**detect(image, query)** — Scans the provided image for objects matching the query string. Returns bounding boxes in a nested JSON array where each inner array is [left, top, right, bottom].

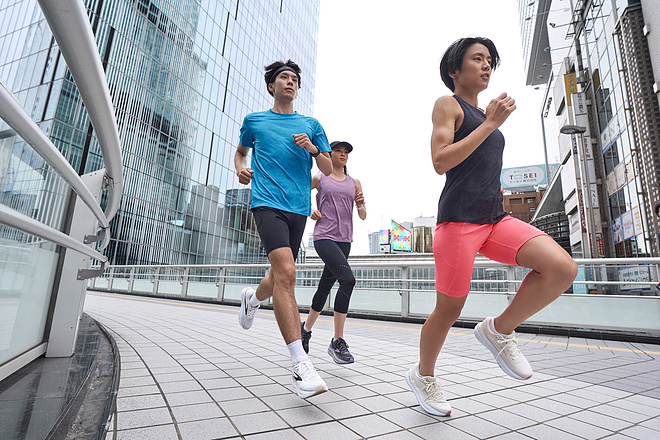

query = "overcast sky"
[[307, 0, 548, 254]]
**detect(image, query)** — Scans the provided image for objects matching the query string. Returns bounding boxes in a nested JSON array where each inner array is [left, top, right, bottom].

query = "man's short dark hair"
[[439, 37, 501, 92], [264, 60, 301, 96]]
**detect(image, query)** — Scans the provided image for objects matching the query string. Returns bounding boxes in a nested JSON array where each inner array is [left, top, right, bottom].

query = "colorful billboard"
[[390, 220, 412, 252], [378, 229, 390, 245]]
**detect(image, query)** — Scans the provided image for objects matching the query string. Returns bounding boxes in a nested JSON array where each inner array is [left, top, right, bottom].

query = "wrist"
[[357, 205, 365, 210], [311, 146, 320, 158]]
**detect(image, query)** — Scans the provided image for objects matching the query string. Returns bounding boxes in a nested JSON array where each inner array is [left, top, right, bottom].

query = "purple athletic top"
[[313, 174, 356, 242]]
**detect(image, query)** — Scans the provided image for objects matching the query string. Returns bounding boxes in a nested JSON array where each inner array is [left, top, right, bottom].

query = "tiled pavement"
[[84, 291, 660, 440]]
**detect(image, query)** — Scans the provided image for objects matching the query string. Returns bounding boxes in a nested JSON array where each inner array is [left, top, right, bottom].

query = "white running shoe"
[[292, 359, 328, 398], [405, 365, 451, 416], [238, 287, 259, 329], [474, 317, 533, 380]]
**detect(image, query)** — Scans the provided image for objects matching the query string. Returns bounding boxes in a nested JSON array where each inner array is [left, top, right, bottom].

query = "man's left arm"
[[292, 133, 332, 175]]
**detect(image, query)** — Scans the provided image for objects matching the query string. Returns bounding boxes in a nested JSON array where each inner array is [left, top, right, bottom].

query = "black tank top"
[[436, 95, 507, 224]]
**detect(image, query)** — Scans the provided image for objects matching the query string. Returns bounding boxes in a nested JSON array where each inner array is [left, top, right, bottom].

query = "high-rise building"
[[0, 0, 321, 265], [520, 0, 660, 260]]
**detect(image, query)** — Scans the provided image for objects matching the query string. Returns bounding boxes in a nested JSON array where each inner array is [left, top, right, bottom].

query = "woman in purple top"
[[301, 141, 367, 364]]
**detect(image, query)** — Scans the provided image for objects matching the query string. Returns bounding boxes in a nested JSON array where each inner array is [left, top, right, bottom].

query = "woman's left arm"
[[355, 179, 367, 220]]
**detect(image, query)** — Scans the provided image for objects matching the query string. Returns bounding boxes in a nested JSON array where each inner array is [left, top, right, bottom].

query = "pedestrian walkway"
[[85, 291, 660, 440]]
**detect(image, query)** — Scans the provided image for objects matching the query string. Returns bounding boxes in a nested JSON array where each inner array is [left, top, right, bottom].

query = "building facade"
[[503, 191, 545, 223], [521, 0, 660, 260], [0, 0, 321, 266]]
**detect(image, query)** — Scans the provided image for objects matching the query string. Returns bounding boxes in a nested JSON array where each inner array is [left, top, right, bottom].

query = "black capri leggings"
[[311, 240, 355, 314]]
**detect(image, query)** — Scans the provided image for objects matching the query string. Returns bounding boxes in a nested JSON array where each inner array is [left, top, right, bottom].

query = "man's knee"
[[273, 264, 296, 287]]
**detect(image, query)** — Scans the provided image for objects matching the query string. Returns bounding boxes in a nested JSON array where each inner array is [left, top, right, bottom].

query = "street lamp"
[[561, 123, 602, 292], [560, 124, 587, 135]]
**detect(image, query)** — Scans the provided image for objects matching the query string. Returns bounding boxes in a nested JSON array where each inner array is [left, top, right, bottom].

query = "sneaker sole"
[[292, 379, 328, 399], [404, 370, 451, 416], [238, 288, 252, 330], [327, 347, 354, 364], [474, 323, 531, 380]]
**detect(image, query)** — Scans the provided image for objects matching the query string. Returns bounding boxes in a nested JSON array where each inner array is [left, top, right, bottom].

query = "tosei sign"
[[500, 165, 546, 188]]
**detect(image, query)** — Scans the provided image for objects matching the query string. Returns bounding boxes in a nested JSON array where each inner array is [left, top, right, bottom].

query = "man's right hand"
[[237, 168, 254, 184], [310, 209, 322, 221]]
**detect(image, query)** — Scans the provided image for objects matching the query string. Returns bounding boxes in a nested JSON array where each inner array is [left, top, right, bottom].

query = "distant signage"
[[501, 165, 546, 188], [378, 229, 390, 245], [619, 266, 651, 291], [601, 115, 623, 152], [564, 73, 577, 106], [390, 220, 412, 252]]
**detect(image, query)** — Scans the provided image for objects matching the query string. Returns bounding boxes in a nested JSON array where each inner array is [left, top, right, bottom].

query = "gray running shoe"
[[301, 321, 312, 354], [327, 338, 354, 364]]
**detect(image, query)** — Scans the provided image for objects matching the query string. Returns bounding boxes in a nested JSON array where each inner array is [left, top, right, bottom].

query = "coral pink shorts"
[[433, 215, 547, 297]]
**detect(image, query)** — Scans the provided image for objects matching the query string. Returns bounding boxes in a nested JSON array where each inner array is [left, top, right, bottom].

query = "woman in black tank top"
[[405, 37, 578, 417]]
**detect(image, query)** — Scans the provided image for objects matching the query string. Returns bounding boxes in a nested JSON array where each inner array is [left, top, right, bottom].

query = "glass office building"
[[1, 0, 321, 266]]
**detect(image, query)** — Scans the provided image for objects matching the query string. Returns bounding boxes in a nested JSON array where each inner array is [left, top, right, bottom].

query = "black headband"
[[268, 65, 300, 84]]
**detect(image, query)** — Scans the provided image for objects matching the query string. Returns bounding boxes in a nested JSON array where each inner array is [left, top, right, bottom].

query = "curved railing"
[[0, 0, 122, 266], [88, 257, 660, 336]]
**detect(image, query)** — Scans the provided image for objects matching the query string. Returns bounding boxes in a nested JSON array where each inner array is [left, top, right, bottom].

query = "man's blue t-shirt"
[[239, 110, 331, 216]]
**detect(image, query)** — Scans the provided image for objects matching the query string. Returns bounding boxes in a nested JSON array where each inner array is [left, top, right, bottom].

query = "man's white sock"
[[287, 340, 308, 364], [249, 292, 261, 308]]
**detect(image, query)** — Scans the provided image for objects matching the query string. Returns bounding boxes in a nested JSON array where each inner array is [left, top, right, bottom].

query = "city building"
[[503, 190, 544, 223], [519, 0, 660, 259], [0, 0, 322, 266]]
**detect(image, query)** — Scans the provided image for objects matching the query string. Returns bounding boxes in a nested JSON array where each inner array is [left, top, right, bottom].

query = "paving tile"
[[116, 394, 167, 412], [316, 399, 371, 419], [445, 415, 510, 438], [244, 429, 305, 439], [545, 416, 613, 439], [276, 405, 333, 427], [295, 421, 361, 440], [177, 417, 238, 440], [410, 422, 479, 439], [115, 424, 179, 440], [116, 407, 173, 430], [339, 414, 401, 438], [378, 407, 438, 429], [230, 411, 289, 435], [170, 402, 225, 423], [219, 397, 271, 416]]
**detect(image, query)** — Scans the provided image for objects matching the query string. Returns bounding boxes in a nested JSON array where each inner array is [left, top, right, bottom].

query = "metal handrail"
[[38, 0, 123, 224], [0, 78, 110, 247], [0, 204, 106, 262]]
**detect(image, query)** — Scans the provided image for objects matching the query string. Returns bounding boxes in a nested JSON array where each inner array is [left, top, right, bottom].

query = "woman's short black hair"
[[440, 37, 500, 92], [264, 60, 301, 96]]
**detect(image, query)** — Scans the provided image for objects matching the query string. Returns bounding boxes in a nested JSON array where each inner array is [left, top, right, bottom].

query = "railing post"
[[128, 266, 135, 293], [108, 265, 115, 290], [507, 265, 517, 303], [217, 267, 226, 301], [181, 267, 189, 298], [401, 265, 410, 318], [153, 267, 160, 296]]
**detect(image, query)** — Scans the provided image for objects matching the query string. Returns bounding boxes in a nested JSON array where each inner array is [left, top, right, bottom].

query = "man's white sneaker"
[[292, 359, 328, 398], [405, 365, 451, 416], [238, 287, 259, 329], [474, 317, 533, 380]]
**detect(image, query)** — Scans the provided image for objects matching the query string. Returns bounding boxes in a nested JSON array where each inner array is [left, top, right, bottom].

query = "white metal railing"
[[0, 0, 123, 273], [88, 258, 660, 334]]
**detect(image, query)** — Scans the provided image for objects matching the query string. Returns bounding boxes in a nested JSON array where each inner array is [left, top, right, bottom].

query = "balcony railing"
[[88, 257, 660, 335]]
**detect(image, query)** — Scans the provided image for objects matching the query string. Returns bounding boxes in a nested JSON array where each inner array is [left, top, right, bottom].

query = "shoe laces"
[[294, 360, 318, 380], [333, 338, 349, 353], [496, 334, 522, 360], [423, 378, 445, 402]]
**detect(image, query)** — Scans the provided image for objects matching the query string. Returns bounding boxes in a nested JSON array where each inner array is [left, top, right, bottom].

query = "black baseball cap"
[[330, 141, 353, 153]]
